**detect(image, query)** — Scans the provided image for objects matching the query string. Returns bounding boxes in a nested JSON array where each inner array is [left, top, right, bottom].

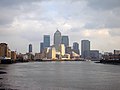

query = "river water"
[[0, 61, 120, 90]]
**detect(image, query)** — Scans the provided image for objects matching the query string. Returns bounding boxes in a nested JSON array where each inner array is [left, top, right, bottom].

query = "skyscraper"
[[54, 30, 61, 52], [44, 35, 50, 48], [81, 40, 90, 59], [40, 42, 44, 53], [29, 44, 32, 53], [73, 42, 80, 55], [61, 36, 69, 47]]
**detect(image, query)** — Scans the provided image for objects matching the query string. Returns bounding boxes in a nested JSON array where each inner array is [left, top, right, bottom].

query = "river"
[[0, 61, 120, 90]]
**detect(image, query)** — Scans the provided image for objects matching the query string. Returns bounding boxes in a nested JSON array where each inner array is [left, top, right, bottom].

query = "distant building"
[[61, 36, 69, 47], [42, 47, 50, 59], [11, 51, 16, 60], [104, 52, 113, 56], [59, 44, 65, 56], [26, 53, 34, 60], [0, 43, 8, 58], [114, 50, 120, 55], [63, 54, 71, 60], [40, 42, 44, 53], [29, 44, 32, 53], [44, 35, 50, 48], [71, 51, 80, 59], [99, 53, 102, 60], [103, 50, 120, 60], [61, 36, 69, 53], [23, 54, 28, 61], [54, 30, 61, 52], [0, 43, 11, 59], [114, 50, 120, 60], [81, 40, 90, 59], [66, 46, 72, 54], [90, 50, 99, 60], [34, 53, 43, 60], [47, 47, 56, 60], [73, 42, 80, 55], [8, 49, 11, 59]]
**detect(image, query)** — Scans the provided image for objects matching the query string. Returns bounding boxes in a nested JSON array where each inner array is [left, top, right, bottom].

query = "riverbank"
[[0, 59, 29, 64], [0, 59, 86, 64], [100, 60, 120, 65]]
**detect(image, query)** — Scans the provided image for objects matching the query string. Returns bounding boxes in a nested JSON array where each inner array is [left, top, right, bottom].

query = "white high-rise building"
[[54, 30, 61, 52], [59, 44, 65, 56], [47, 47, 56, 60]]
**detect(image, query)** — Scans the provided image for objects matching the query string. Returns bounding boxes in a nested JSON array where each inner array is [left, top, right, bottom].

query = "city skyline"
[[0, 0, 120, 53]]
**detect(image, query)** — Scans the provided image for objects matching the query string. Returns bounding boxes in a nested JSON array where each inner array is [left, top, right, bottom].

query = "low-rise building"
[[103, 50, 120, 60], [61, 54, 71, 60], [34, 53, 43, 60], [0, 43, 11, 59], [90, 50, 99, 61], [11, 51, 16, 60], [71, 51, 80, 59]]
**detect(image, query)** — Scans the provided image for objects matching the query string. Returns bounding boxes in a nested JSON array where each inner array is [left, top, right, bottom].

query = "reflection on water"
[[0, 61, 120, 90]]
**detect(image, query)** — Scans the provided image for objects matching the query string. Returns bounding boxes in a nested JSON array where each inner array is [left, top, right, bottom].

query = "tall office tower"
[[40, 42, 44, 53], [54, 30, 61, 52], [73, 42, 80, 55], [61, 36, 69, 53], [29, 44, 32, 53], [61, 36, 69, 47], [81, 40, 90, 59], [44, 35, 50, 48]]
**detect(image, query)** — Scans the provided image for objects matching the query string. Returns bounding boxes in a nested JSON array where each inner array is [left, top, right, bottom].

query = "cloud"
[[87, 0, 120, 10], [0, 0, 120, 53], [109, 29, 120, 36], [81, 29, 110, 38], [0, 0, 44, 7]]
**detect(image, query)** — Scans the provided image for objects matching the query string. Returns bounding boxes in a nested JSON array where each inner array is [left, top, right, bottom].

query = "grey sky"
[[0, 0, 120, 53]]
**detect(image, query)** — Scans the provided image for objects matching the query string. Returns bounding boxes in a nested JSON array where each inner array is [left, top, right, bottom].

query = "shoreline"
[[1, 59, 120, 65], [100, 60, 120, 65], [0, 59, 87, 64]]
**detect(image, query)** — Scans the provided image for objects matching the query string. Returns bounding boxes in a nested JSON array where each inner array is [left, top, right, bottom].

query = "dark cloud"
[[105, 22, 120, 29], [84, 18, 120, 29], [88, 0, 120, 10], [0, 8, 19, 26], [0, 0, 44, 7], [0, 18, 12, 26]]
